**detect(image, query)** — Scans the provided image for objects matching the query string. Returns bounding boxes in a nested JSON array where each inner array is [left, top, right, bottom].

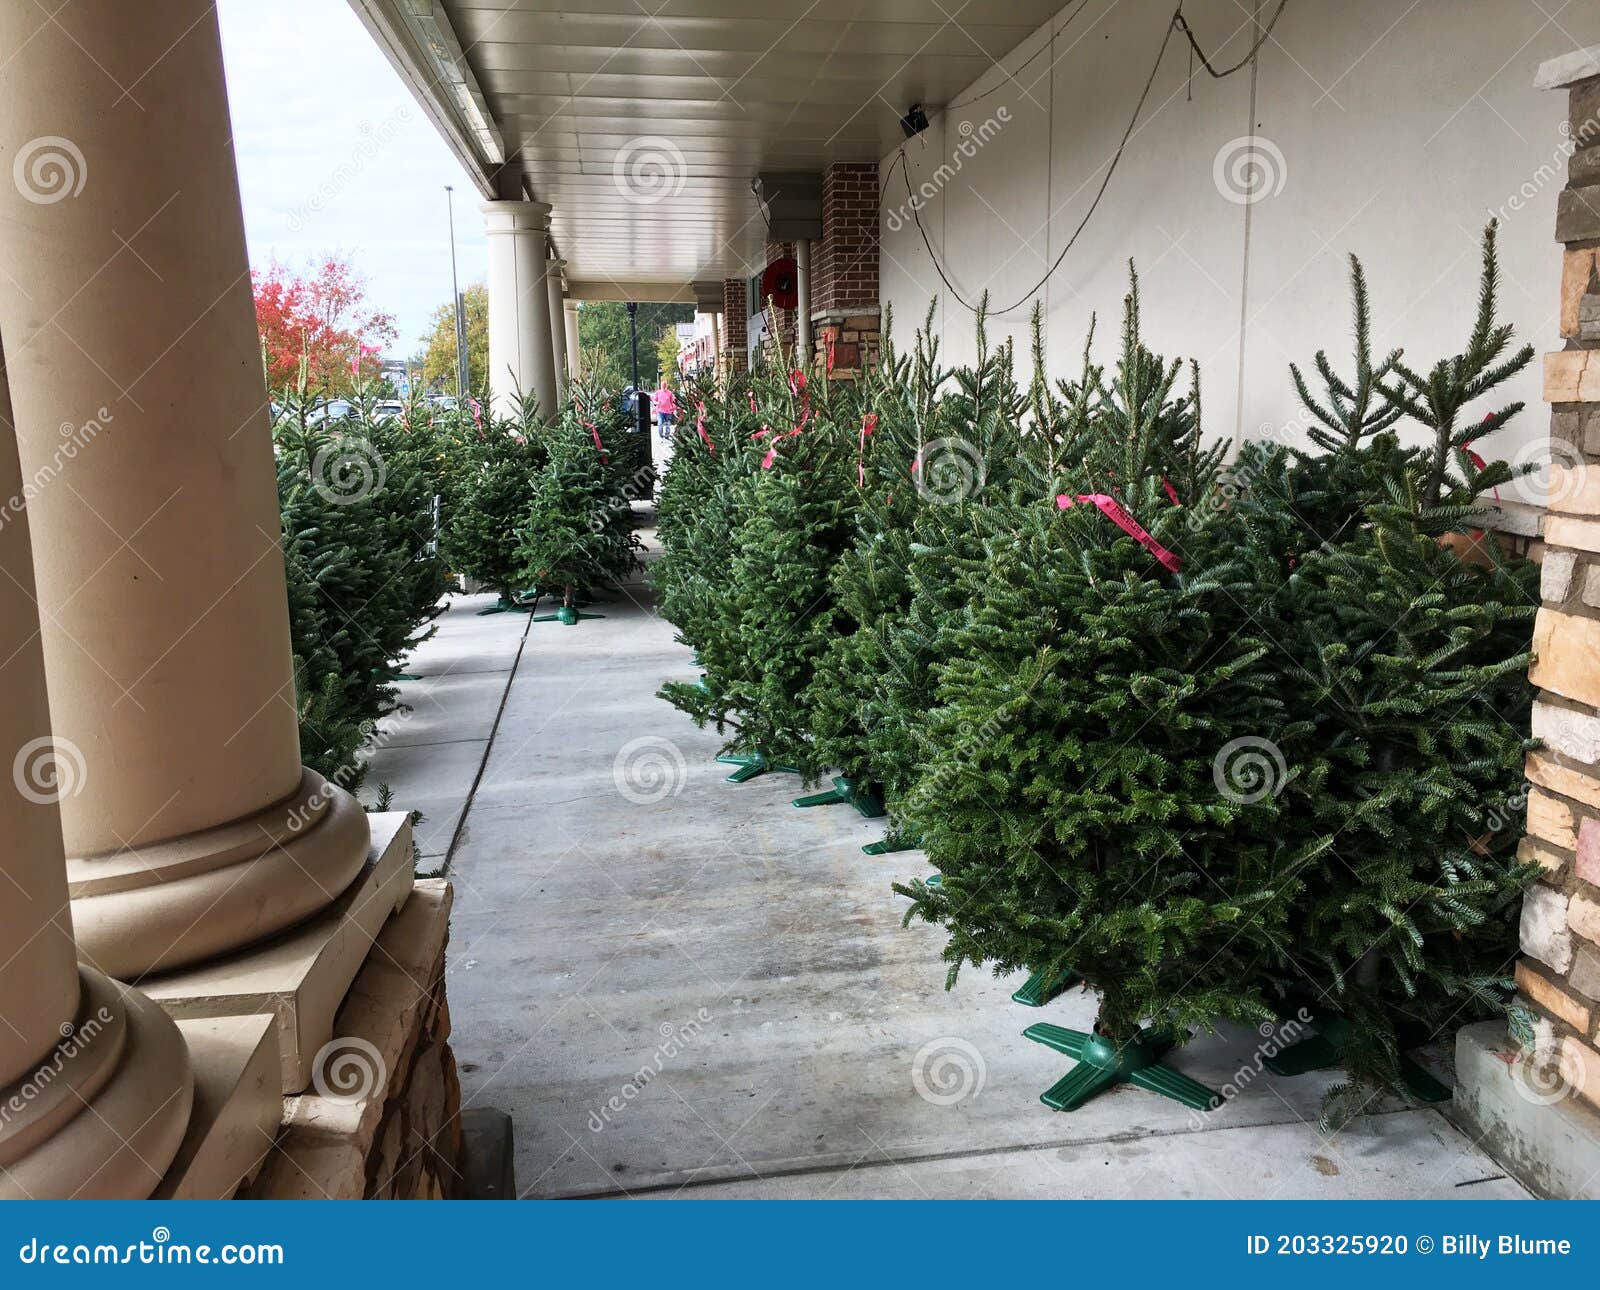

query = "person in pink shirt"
[[650, 385, 678, 438]]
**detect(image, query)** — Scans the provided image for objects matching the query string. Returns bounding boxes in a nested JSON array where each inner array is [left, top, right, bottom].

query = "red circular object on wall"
[[759, 256, 799, 310]]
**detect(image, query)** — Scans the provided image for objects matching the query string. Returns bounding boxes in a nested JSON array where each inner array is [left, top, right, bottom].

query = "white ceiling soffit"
[[353, 0, 1065, 288]]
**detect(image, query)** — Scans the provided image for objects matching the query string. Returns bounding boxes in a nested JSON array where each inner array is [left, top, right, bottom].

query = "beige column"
[[482, 199, 558, 420], [0, 0, 369, 981], [547, 259, 569, 404], [565, 301, 583, 381], [0, 341, 193, 1199], [710, 312, 724, 387]]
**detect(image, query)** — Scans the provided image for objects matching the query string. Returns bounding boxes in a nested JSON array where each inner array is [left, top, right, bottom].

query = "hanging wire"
[[904, 0, 1292, 317]]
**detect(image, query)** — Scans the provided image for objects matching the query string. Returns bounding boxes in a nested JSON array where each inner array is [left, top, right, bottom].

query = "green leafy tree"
[[419, 283, 488, 396], [578, 301, 693, 392]]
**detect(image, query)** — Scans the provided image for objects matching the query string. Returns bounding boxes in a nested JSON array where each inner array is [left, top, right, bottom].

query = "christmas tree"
[[513, 387, 641, 621], [894, 275, 1331, 1110], [440, 411, 548, 607], [273, 390, 446, 784], [1251, 225, 1539, 1122]]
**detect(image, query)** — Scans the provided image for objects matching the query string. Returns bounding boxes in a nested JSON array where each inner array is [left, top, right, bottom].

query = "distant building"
[[676, 314, 717, 377]]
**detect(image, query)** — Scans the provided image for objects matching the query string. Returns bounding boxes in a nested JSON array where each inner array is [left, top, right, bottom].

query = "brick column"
[[720, 278, 748, 375], [810, 163, 881, 379], [1514, 49, 1600, 1098]]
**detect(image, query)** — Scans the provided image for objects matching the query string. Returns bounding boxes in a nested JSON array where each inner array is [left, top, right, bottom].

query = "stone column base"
[[245, 880, 464, 1199], [154, 1014, 281, 1199], [0, 968, 193, 1200], [70, 768, 371, 980], [144, 812, 414, 1093], [811, 308, 881, 379], [1450, 1020, 1600, 1198]]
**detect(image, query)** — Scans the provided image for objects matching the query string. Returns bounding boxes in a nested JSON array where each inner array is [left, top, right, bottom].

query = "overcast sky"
[[217, 0, 488, 356]]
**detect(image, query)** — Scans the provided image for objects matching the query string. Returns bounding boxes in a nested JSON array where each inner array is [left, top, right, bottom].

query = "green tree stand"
[[792, 776, 886, 818], [1012, 967, 1080, 1008], [864, 832, 928, 851], [1262, 1010, 1450, 1103], [715, 751, 801, 784], [531, 606, 604, 626], [477, 591, 542, 616], [1024, 1024, 1222, 1113]]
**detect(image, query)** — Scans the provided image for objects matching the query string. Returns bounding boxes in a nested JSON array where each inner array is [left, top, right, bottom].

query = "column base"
[[154, 1014, 281, 1199], [0, 967, 193, 1199], [69, 767, 371, 979], [1449, 1020, 1600, 1199], [144, 812, 415, 1093]]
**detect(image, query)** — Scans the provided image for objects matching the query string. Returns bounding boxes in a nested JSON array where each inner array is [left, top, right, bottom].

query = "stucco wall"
[[879, 0, 1600, 500]]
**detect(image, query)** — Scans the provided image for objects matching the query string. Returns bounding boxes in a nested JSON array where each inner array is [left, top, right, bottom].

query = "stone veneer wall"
[[1514, 60, 1600, 1102], [810, 310, 882, 380], [245, 880, 464, 1199]]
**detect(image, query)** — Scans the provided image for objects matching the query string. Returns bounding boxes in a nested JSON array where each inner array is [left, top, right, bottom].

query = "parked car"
[[373, 400, 405, 422], [305, 398, 358, 427]]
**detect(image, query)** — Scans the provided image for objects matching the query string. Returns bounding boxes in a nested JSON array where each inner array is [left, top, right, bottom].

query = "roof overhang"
[[350, 0, 1066, 290]]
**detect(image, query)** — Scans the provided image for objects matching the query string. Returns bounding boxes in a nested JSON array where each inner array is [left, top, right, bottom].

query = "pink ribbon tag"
[[1161, 477, 1181, 506], [751, 426, 772, 440], [695, 401, 715, 454], [1465, 417, 1499, 503], [748, 391, 758, 416], [581, 418, 610, 464], [858, 413, 878, 487], [1057, 493, 1182, 573]]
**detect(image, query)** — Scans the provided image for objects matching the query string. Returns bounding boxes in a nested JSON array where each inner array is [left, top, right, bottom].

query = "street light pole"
[[445, 184, 468, 402], [627, 300, 648, 437]]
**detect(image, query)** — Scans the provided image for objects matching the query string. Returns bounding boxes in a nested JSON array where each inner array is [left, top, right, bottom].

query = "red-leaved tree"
[[253, 254, 398, 394]]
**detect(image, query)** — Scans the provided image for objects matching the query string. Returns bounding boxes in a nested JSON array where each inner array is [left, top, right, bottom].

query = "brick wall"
[[813, 163, 880, 315], [720, 278, 747, 374], [1516, 61, 1600, 1105]]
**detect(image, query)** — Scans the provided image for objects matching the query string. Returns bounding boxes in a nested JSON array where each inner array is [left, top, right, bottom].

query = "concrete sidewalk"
[[360, 592, 530, 872], [397, 542, 1528, 1200]]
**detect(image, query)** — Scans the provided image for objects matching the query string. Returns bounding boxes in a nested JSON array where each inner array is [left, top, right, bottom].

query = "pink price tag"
[[1057, 493, 1182, 573], [695, 401, 715, 454], [858, 413, 878, 487]]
